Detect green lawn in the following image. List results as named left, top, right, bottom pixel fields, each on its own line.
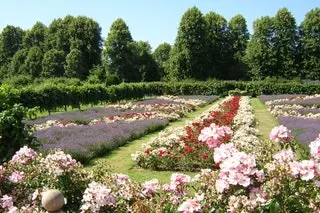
left=251, top=98, right=279, bottom=140
left=85, top=99, right=222, bottom=183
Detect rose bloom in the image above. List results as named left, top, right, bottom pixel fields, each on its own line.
left=178, top=198, right=202, bottom=213
left=142, top=179, right=160, bottom=197
left=269, top=125, right=292, bottom=143
left=0, top=195, right=13, bottom=209
left=309, top=138, right=320, bottom=160
left=8, top=171, right=24, bottom=183
left=170, top=173, right=191, bottom=187
left=10, top=146, right=37, bottom=165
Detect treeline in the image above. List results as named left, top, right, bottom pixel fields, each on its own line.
left=0, top=7, right=319, bottom=84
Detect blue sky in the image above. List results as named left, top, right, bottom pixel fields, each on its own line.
left=0, top=0, right=318, bottom=49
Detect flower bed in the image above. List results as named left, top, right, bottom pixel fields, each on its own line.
left=31, top=95, right=218, bottom=130
left=37, top=119, right=169, bottom=163
left=1, top=129, right=320, bottom=212
left=260, top=94, right=320, bottom=145
left=34, top=96, right=217, bottom=163
left=132, top=96, right=241, bottom=171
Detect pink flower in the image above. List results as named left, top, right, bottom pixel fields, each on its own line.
left=273, top=149, right=295, bottom=163
left=215, top=179, right=229, bottom=193
left=80, top=181, right=116, bottom=213
left=309, top=139, right=320, bottom=160
left=42, top=150, right=79, bottom=176
left=198, top=124, right=233, bottom=149
left=0, top=195, right=13, bottom=209
left=8, top=171, right=24, bottom=183
left=290, top=160, right=318, bottom=181
left=170, top=173, right=191, bottom=187
left=178, top=198, right=202, bottom=213
left=289, top=161, right=301, bottom=177
left=249, top=187, right=268, bottom=204
left=299, top=160, right=317, bottom=181
left=10, top=146, right=37, bottom=165
left=213, top=143, right=237, bottom=165
left=142, top=179, right=160, bottom=197
left=269, top=125, right=292, bottom=143
left=114, top=174, right=130, bottom=186
left=255, top=170, right=265, bottom=183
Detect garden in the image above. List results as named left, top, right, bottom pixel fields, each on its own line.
left=0, top=4, right=319, bottom=212
left=1, top=88, right=320, bottom=212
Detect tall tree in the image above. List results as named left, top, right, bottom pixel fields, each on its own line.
left=8, top=49, right=28, bottom=75
left=204, top=11, right=230, bottom=79
left=133, top=41, right=159, bottom=82
left=274, top=8, right=298, bottom=78
left=68, top=16, right=102, bottom=73
left=45, top=16, right=74, bottom=54
left=166, top=7, right=207, bottom=80
left=41, top=49, right=65, bottom=77
left=246, top=16, right=277, bottom=79
left=65, top=48, right=86, bottom=79
left=152, top=43, right=171, bottom=80
left=229, top=14, right=250, bottom=79
left=23, top=46, right=43, bottom=77
left=103, top=18, right=139, bottom=82
left=300, top=8, right=320, bottom=80
left=23, top=22, right=47, bottom=49
left=0, top=25, right=24, bottom=67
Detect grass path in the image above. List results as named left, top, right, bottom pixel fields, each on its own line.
left=251, top=98, right=279, bottom=140
left=85, top=99, right=222, bottom=183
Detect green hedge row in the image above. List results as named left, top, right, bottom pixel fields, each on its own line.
left=1, top=81, right=319, bottom=112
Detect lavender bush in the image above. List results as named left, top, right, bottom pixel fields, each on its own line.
left=278, top=116, right=320, bottom=146
left=37, top=119, right=169, bottom=163
left=259, top=94, right=306, bottom=103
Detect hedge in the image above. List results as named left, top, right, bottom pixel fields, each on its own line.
left=0, top=81, right=319, bottom=113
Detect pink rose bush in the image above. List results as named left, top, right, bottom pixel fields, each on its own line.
left=198, top=123, right=233, bottom=149
left=269, top=125, right=292, bottom=143
left=309, top=135, right=320, bottom=159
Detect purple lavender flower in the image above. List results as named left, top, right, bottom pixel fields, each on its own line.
left=277, top=116, right=320, bottom=146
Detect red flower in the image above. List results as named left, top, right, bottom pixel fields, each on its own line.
left=202, top=154, right=208, bottom=159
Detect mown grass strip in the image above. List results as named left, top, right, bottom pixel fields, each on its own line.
left=251, top=98, right=279, bottom=140
left=85, top=99, right=222, bottom=183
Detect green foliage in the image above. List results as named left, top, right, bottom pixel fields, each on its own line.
left=0, top=25, right=24, bottom=67
left=300, top=8, right=320, bottom=80
left=246, top=16, right=277, bottom=79
left=8, top=48, right=28, bottom=75
left=68, top=16, right=102, bottom=74
left=103, top=18, right=139, bottom=82
left=65, top=48, right=86, bottom=79
left=1, top=75, right=33, bottom=88
left=23, top=22, right=47, bottom=49
left=24, top=46, right=44, bottom=77
left=0, top=104, right=38, bottom=163
left=133, top=41, right=159, bottom=82
left=1, top=81, right=319, bottom=114
left=45, top=16, right=74, bottom=54
left=41, top=49, right=65, bottom=77
left=274, top=8, right=298, bottom=78
left=166, top=7, right=207, bottom=80
left=229, top=14, right=250, bottom=80
left=204, top=11, right=231, bottom=79
left=152, top=42, right=171, bottom=80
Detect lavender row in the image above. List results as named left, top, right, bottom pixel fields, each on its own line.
left=27, top=96, right=218, bottom=125
left=37, top=119, right=169, bottom=163
left=277, top=116, right=320, bottom=146
left=259, top=94, right=306, bottom=103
